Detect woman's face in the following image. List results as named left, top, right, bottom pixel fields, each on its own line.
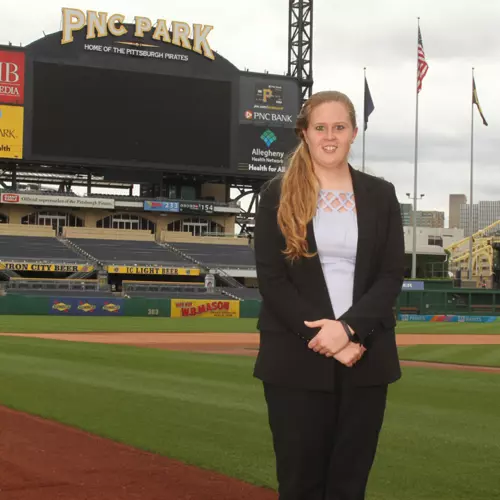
left=303, top=101, right=358, bottom=170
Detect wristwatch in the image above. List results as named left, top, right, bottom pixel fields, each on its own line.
left=339, top=320, right=359, bottom=343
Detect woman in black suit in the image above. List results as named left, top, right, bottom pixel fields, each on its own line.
left=253, top=90, right=405, bottom=500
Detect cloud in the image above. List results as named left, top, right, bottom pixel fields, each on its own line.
left=1, top=0, right=499, bottom=226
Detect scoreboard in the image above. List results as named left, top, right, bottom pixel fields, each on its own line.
left=0, top=17, right=300, bottom=179
left=30, top=62, right=232, bottom=170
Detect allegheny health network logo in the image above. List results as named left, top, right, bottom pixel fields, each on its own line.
left=260, top=129, right=276, bottom=148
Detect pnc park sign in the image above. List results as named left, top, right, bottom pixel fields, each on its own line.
left=61, top=7, right=215, bottom=60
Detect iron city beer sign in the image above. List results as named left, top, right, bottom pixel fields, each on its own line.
left=61, top=8, right=215, bottom=60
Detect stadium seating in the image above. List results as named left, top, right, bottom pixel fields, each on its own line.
left=230, top=287, right=261, bottom=300
left=0, top=235, right=84, bottom=262
left=61, top=227, right=193, bottom=265
left=121, top=281, right=206, bottom=293
left=168, top=242, right=255, bottom=268
left=159, top=232, right=255, bottom=268
left=6, top=289, right=114, bottom=298
left=124, top=291, right=228, bottom=299
left=68, top=238, right=189, bottom=265
left=0, top=225, right=86, bottom=263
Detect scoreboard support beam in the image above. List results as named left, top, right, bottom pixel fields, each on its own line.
left=11, top=165, right=17, bottom=190
left=288, top=0, right=314, bottom=104
left=230, top=182, right=262, bottom=235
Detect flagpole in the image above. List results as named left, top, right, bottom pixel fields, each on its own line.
left=468, top=67, right=475, bottom=280
left=411, top=19, right=420, bottom=279
left=362, top=67, right=367, bottom=173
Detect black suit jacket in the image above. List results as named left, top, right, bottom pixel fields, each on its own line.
left=253, top=165, right=405, bottom=391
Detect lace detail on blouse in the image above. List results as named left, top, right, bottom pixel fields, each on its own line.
left=317, top=190, right=356, bottom=213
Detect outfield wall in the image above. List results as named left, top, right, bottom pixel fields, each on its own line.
left=396, top=289, right=500, bottom=316
left=0, top=295, right=262, bottom=318
left=1, top=289, right=500, bottom=318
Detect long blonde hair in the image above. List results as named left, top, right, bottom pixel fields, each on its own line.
left=277, top=91, right=357, bottom=261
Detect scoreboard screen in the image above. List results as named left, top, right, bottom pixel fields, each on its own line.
left=254, top=84, right=284, bottom=111
left=30, top=62, right=231, bottom=169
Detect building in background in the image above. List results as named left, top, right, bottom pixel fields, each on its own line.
left=449, top=194, right=467, bottom=228
left=460, top=201, right=500, bottom=236
left=401, top=226, right=464, bottom=279
left=399, top=203, right=412, bottom=226
left=403, top=226, right=464, bottom=250
left=399, top=203, right=445, bottom=228
left=414, top=210, right=445, bottom=228
left=478, top=201, right=500, bottom=231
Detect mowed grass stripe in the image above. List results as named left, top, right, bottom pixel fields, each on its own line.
left=0, top=336, right=274, bottom=486
left=395, top=321, right=500, bottom=334
left=1, top=315, right=499, bottom=334
left=399, top=345, right=500, bottom=367
left=0, top=316, right=259, bottom=333
left=0, top=336, right=499, bottom=499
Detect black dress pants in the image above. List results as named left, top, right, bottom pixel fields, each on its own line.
left=263, top=376, right=388, bottom=500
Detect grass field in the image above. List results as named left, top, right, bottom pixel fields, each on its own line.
left=0, top=335, right=498, bottom=500
left=399, top=345, right=500, bottom=367
left=0, top=315, right=499, bottom=334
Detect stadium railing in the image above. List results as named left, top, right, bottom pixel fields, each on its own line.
left=7, top=277, right=99, bottom=292
left=122, top=280, right=207, bottom=294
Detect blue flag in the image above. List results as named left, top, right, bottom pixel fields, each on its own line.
left=364, top=76, right=374, bottom=131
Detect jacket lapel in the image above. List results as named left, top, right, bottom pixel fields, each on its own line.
left=306, top=215, right=335, bottom=317
left=350, top=166, right=376, bottom=302
left=304, top=166, right=377, bottom=314
left=301, top=166, right=377, bottom=317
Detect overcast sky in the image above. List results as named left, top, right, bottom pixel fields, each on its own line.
left=2, top=0, right=499, bottom=222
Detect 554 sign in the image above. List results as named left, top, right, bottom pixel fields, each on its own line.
left=0, top=51, right=25, bottom=105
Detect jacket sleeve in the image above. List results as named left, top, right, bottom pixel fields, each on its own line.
left=254, top=179, right=324, bottom=341
left=338, top=182, right=405, bottom=343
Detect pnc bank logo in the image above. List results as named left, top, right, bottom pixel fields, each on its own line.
left=260, top=129, right=276, bottom=148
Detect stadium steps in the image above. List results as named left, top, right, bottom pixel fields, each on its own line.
left=67, top=270, right=97, bottom=279
left=58, top=237, right=103, bottom=266
left=219, top=287, right=243, bottom=300
left=213, top=267, right=245, bottom=289
left=161, top=242, right=245, bottom=289
left=0, top=268, right=20, bottom=279
left=159, top=242, right=208, bottom=271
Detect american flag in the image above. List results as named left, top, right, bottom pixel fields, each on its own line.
left=417, top=27, right=428, bottom=93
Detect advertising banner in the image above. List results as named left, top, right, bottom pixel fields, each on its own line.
left=239, top=75, right=299, bottom=128
left=402, top=281, right=425, bottom=291
left=49, top=297, right=124, bottom=315
left=0, top=50, right=25, bottom=105
left=0, top=263, right=95, bottom=272
left=0, top=105, right=23, bottom=159
left=107, top=265, right=200, bottom=276
left=398, top=314, right=498, bottom=323
left=171, top=298, right=240, bottom=318
left=237, top=125, right=298, bottom=175
left=0, top=192, right=115, bottom=209
left=144, top=200, right=214, bottom=214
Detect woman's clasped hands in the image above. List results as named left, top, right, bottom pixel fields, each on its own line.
left=304, top=319, right=366, bottom=367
